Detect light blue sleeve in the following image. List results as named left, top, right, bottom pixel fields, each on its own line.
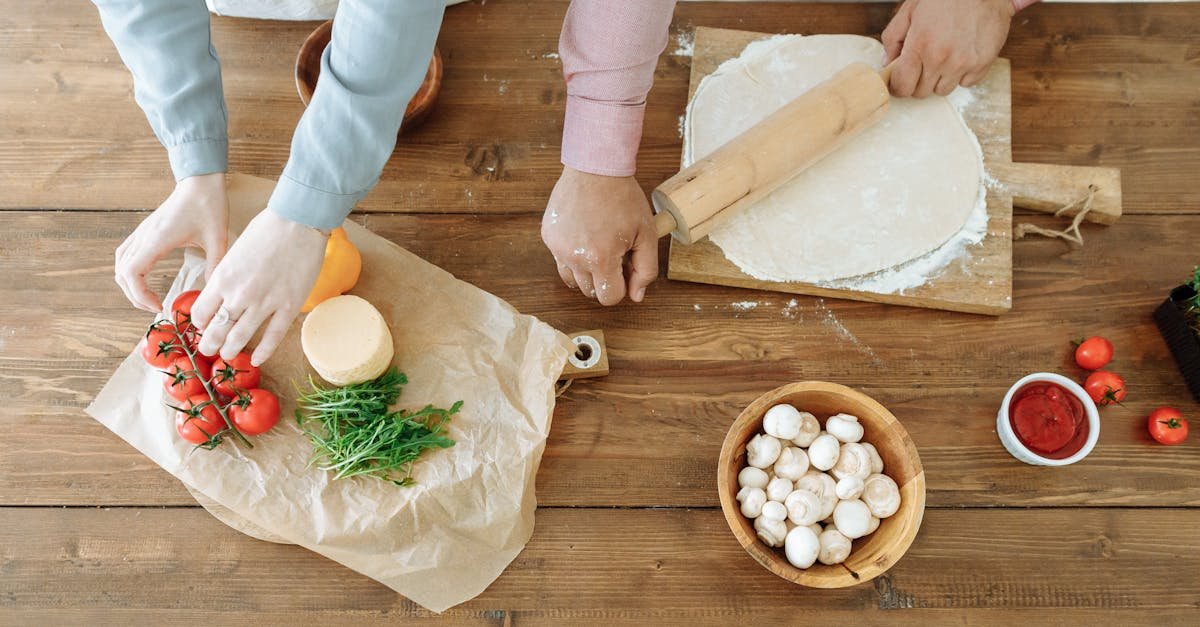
left=267, top=0, right=446, bottom=230
left=92, top=0, right=229, bottom=180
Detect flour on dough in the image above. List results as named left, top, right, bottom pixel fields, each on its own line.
left=684, top=34, right=985, bottom=284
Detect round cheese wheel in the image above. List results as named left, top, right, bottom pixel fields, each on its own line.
left=301, top=295, right=393, bottom=386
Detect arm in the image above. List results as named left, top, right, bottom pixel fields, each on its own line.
left=542, top=0, right=676, bottom=305
left=265, top=0, right=445, bottom=230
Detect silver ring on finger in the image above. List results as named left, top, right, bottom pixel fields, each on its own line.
left=212, top=305, right=240, bottom=327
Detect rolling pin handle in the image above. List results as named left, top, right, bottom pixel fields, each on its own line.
left=654, top=211, right=678, bottom=239
left=878, top=60, right=897, bottom=87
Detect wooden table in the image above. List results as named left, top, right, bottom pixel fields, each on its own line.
left=3, top=1, right=1199, bottom=623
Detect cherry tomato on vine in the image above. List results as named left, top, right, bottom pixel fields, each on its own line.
left=140, top=323, right=186, bottom=369
left=162, top=354, right=212, bottom=401
left=228, top=388, right=280, bottom=436
left=211, top=352, right=261, bottom=397
left=1147, top=407, right=1188, bottom=445
left=171, top=290, right=202, bottom=333
left=1083, top=370, right=1126, bottom=406
left=174, top=395, right=226, bottom=445
left=1074, top=336, right=1113, bottom=371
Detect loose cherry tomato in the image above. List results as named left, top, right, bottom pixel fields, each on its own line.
left=1083, top=370, right=1126, bottom=406
left=140, top=322, right=186, bottom=369
left=228, top=388, right=280, bottom=436
left=211, top=352, right=261, bottom=397
left=174, top=395, right=226, bottom=445
left=1074, top=336, right=1114, bottom=371
left=171, top=290, right=202, bottom=333
left=1148, top=407, right=1188, bottom=445
left=162, top=354, right=212, bottom=401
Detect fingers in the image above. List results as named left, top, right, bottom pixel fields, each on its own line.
left=571, top=268, right=596, bottom=301
left=115, top=240, right=165, bottom=313
left=961, top=64, right=991, bottom=88
left=913, top=62, right=940, bottom=99
left=880, top=2, right=912, bottom=63
left=251, top=309, right=295, bottom=367
left=189, top=281, right=223, bottom=332
left=626, top=224, right=659, bottom=303
left=219, top=306, right=267, bottom=362
left=555, top=261, right=577, bottom=289
left=591, top=261, right=627, bottom=307
left=934, top=73, right=959, bottom=97
left=889, top=52, right=922, bottom=98
left=196, top=301, right=246, bottom=357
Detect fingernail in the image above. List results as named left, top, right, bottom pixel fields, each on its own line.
left=634, top=287, right=646, bottom=302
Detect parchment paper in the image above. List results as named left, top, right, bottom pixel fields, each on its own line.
left=86, top=174, right=572, bottom=612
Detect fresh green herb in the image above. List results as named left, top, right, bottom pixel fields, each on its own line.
left=1188, top=266, right=1200, bottom=336
left=295, top=368, right=460, bottom=486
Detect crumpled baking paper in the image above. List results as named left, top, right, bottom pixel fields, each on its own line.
left=86, top=173, right=572, bottom=612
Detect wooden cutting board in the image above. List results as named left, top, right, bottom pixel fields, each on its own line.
left=667, top=27, right=1014, bottom=315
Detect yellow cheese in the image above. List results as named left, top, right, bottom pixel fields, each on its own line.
left=301, top=294, right=394, bottom=386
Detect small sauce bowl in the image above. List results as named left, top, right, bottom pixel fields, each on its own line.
left=997, top=372, right=1100, bottom=466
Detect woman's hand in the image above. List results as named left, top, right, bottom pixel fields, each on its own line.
left=189, top=210, right=328, bottom=366
left=541, top=166, right=659, bottom=305
left=115, top=173, right=229, bottom=313
left=883, top=0, right=1015, bottom=97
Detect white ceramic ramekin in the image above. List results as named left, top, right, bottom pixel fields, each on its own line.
left=997, top=372, right=1100, bottom=466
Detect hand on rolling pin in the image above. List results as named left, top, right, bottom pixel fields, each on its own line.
left=541, top=166, right=659, bottom=306
left=882, top=0, right=1015, bottom=98
left=114, top=173, right=229, bottom=314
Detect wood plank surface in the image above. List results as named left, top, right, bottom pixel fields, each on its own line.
left=2, top=210, right=1197, bottom=508
left=2, top=507, right=1198, bottom=621
left=0, top=2, right=1197, bottom=214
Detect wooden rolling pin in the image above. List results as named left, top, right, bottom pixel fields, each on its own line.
left=653, top=62, right=1122, bottom=243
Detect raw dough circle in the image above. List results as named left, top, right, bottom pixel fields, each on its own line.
left=684, top=34, right=984, bottom=283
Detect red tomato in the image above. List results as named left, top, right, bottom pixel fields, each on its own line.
left=162, top=355, right=212, bottom=401
left=174, top=395, right=227, bottom=444
left=1074, top=336, right=1114, bottom=371
left=228, top=389, right=280, bottom=436
left=172, top=290, right=202, bottom=333
left=211, top=352, right=262, bottom=397
left=1147, top=407, right=1188, bottom=445
left=1083, top=370, right=1126, bottom=406
left=140, top=323, right=185, bottom=369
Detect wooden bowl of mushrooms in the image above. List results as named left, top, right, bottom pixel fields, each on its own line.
left=718, top=381, right=925, bottom=588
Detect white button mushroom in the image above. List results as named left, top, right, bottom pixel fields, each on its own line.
left=766, top=476, right=793, bottom=502
left=825, top=413, right=864, bottom=443
left=817, top=528, right=853, bottom=565
left=861, top=442, right=885, bottom=475
left=832, top=499, right=873, bottom=539
left=835, top=475, right=865, bottom=500
left=783, top=489, right=823, bottom=526
left=755, top=515, right=788, bottom=547
left=760, top=500, right=788, bottom=522
left=796, top=470, right=838, bottom=521
left=865, top=515, right=880, bottom=535
left=807, top=433, right=841, bottom=471
left=737, top=466, right=770, bottom=490
left=807, top=522, right=824, bottom=537
left=791, top=411, right=822, bottom=448
left=830, top=442, right=872, bottom=481
left=746, top=434, right=782, bottom=469
left=773, top=446, right=810, bottom=481
left=784, top=525, right=820, bottom=569
left=862, top=473, right=901, bottom=519
left=762, top=404, right=803, bottom=440
left=736, top=486, right=767, bottom=519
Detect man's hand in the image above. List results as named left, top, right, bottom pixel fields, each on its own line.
left=189, top=210, right=327, bottom=366
left=541, top=166, right=659, bottom=305
left=114, top=173, right=229, bottom=313
left=883, top=0, right=1015, bottom=98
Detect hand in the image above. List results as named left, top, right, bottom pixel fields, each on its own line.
left=114, top=173, right=229, bottom=313
left=190, top=210, right=327, bottom=366
left=882, top=0, right=1014, bottom=98
left=541, top=166, right=659, bottom=306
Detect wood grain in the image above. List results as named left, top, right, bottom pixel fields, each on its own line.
left=2, top=210, right=1197, bottom=509
left=1, top=2, right=1197, bottom=214
left=2, top=507, right=1198, bottom=619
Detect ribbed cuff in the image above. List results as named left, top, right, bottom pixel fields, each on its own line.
left=166, top=138, right=228, bottom=181
left=560, top=95, right=645, bottom=177
left=266, top=173, right=364, bottom=231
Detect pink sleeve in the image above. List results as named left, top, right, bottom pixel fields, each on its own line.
left=1012, top=0, right=1039, bottom=11
left=558, top=0, right=677, bottom=177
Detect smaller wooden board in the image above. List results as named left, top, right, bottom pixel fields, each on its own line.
left=667, top=27, right=1013, bottom=315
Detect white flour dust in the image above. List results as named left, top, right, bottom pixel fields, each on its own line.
left=672, top=30, right=695, bottom=57
left=815, top=299, right=881, bottom=365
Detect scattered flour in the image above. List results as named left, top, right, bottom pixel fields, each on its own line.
left=731, top=300, right=761, bottom=312
left=781, top=298, right=801, bottom=320
left=677, top=114, right=686, bottom=139
left=815, top=299, right=882, bottom=365
left=672, top=30, right=695, bottom=57
left=542, top=52, right=560, bottom=60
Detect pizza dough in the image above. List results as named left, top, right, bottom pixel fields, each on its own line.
left=684, top=34, right=985, bottom=283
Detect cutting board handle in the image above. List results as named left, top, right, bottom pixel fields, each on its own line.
left=989, top=161, right=1122, bottom=225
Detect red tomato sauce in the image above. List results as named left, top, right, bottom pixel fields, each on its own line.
left=1009, top=382, right=1089, bottom=459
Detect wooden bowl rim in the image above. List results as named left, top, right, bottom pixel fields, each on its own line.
left=717, top=381, right=926, bottom=588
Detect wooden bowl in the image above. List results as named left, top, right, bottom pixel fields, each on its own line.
left=295, top=20, right=443, bottom=133
left=717, top=381, right=925, bottom=588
